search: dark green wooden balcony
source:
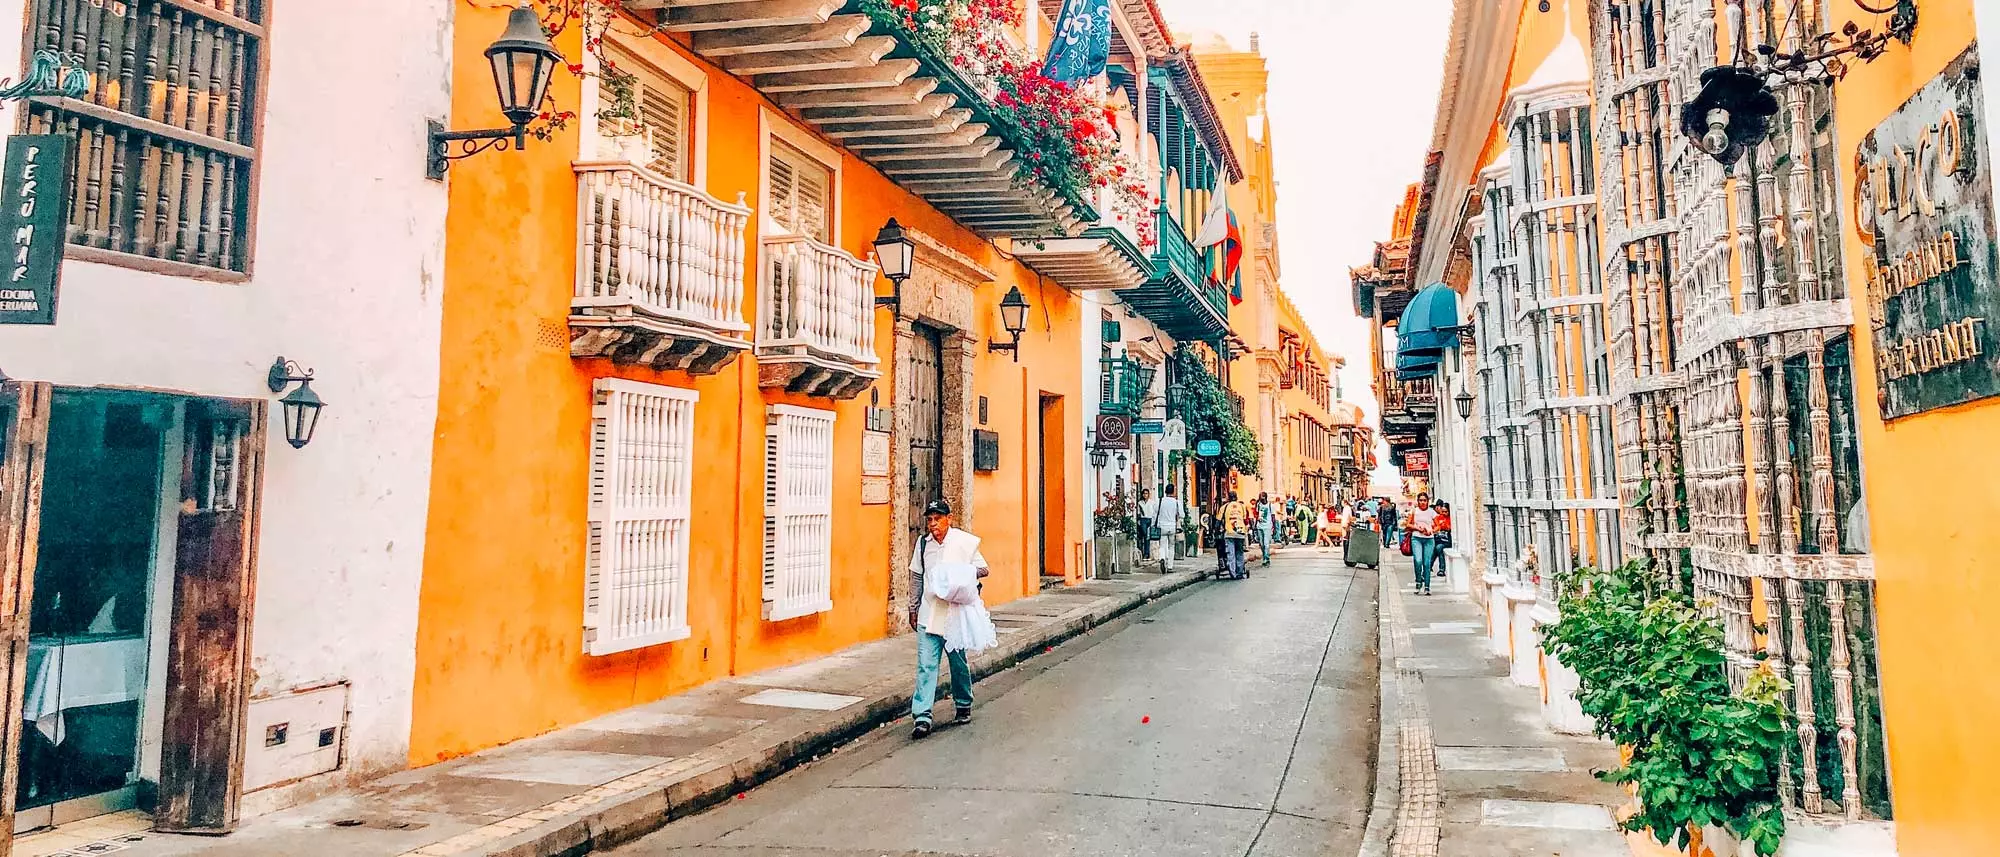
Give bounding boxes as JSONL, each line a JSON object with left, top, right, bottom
{"left": 1117, "top": 206, "right": 1231, "bottom": 342}
{"left": 1099, "top": 356, "right": 1154, "bottom": 416}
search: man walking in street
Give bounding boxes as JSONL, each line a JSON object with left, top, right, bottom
{"left": 1254, "top": 492, "right": 1275, "bottom": 566}
{"left": 908, "top": 500, "right": 988, "bottom": 738}
{"left": 1136, "top": 487, "right": 1156, "bottom": 561}
{"left": 1220, "top": 492, "right": 1251, "bottom": 579}
{"left": 1407, "top": 493, "right": 1439, "bottom": 596}
{"left": 1378, "top": 497, "right": 1400, "bottom": 549}
{"left": 1154, "top": 483, "right": 1183, "bottom": 571}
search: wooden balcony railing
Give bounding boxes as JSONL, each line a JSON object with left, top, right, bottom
{"left": 760, "top": 235, "right": 879, "bottom": 368}
{"left": 573, "top": 161, "right": 751, "bottom": 334}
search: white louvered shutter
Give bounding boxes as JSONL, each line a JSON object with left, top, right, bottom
{"left": 762, "top": 405, "right": 835, "bottom": 621}
{"left": 768, "top": 140, "right": 832, "bottom": 241}
{"left": 602, "top": 47, "right": 692, "bottom": 182}
{"left": 585, "top": 379, "right": 697, "bottom": 655}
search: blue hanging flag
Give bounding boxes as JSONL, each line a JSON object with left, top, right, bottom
{"left": 1042, "top": 0, "right": 1112, "bottom": 83}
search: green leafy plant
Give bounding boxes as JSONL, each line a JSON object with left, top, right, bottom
{"left": 1540, "top": 559, "right": 1792, "bottom": 856}
{"left": 1169, "top": 344, "right": 1260, "bottom": 475}
{"left": 1094, "top": 490, "right": 1136, "bottom": 538}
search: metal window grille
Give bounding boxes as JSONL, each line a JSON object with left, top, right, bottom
{"left": 585, "top": 378, "right": 697, "bottom": 655}
{"left": 762, "top": 404, "right": 834, "bottom": 621}
{"left": 24, "top": 0, "right": 264, "bottom": 273}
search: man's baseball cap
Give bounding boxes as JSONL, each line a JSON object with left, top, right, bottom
{"left": 924, "top": 499, "right": 953, "bottom": 517}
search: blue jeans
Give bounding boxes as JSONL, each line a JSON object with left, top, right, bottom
{"left": 1223, "top": 536, "right": 1248, "bottom": 577}
{"left": 1412, "top": 536, "right": 1438, "bottom": 591}
{"left": 912, "top": 630, "right": 972, "bottom": 721}
{"left": 1255, "top": 525, "right": 1272, "bottom": 563}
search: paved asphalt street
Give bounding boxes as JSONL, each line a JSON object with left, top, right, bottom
{"left": 609, "top": 548, "right": 1379, "bottom": 857}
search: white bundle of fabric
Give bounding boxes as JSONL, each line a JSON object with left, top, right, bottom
{"left": 927, "top": 560, "right": 999, "bottom": 653}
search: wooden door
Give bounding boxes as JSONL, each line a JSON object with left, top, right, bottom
{"left": 1037, "top": 394, "right": 1065, "bottom": 581}
{"left": 0, "top": 382, "right": 51, "bottom": 853}
{"left": 906, "top": 327, "right": 945, "bottom": 548}
{"left": 155, "top": 398, "right": 263, "bottom": 833}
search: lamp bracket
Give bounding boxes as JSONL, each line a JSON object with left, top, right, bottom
{"left": 987, "top": 334, "right": 1023, "bottom": 361}
{"left": 267, "top": 356, "right": 313, "bottom": 394}
{"left": 427, "top": 119, "right": 528, "bottom": 181}
{"left": 1738, "top": 0, "right": 1917, "bottom": 86}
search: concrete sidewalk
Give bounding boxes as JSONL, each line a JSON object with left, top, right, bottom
{"left": 28, "top": 568, "right": 1206, "bottom": 857}
{"left": 1360, "top": 552, "right": 1631, "bottom": 857}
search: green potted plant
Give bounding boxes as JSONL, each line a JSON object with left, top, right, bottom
{"left": 1092, "top": 490, "right": 1137, "bottom": 579}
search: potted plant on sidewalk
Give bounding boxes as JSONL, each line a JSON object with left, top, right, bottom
{"left": 1092, "top": 490, "right": 1137, "bottom": 579}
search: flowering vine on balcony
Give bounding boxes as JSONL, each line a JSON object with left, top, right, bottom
{"left": 860, "top": 0, "right": 1150, "bottom": 223}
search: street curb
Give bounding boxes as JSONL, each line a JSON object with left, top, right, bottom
{"left": 478, "top": 569, "right": 1211, "bottom": 857}
{"left": 1356, "top": 568, "right": 1400, "bottom": 857}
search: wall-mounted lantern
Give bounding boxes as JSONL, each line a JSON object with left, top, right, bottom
{"left": 426, "top": 3, "right": 561, "bottom": 180}
{"left": 987, "top": 285, "right": 1030, "bottom": 360}
{"left": 1681, "top": 0, "right": 1916, "bottom": 165}
{"left": 1089, "top": 444, "right": 1110, "bottom": 469}
{"left": 1455, "top": 389, "right": 1475, "bottom": 420}
{"left": 267, "top": 357, "right": 325, "bottom": 449}
{"left": 873, "top": 218, "right": 916, "bottom": 310}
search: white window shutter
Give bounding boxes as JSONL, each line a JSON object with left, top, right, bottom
{"left": 638, "top": 77, "right": 688, "bottom": 181}
{"left": 585, "top": 378, "right": 698, "bottom": 656}
{"left": 768, "top": 141, "right": 831, "bottom": 241}
{"left": 762, "top": 404, "right": 835, "bottom": 621}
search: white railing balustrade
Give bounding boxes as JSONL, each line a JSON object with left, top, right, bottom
{"left": 574, "top": 161, "right": 752, "bottom": 333}
{"left": 760, "top": 236, "right": 881, "bottom": 367}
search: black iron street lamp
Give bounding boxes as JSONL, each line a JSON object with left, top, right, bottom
{"left": 267, "top": 357, "right": 326, "bottom": 449}
{"left": 987, "top": 284, "right": 1030, "bottom": 360}
{"left": 873, "top": 218, "right": 916, "bottom": 310}
{"left": 1455, "top": 389, "right": 1475, "bottom": 420}
{"left": 1090, "top": 444, "right": 1110, "bottom": 469}
{"left": 427, "top": 3, "right": 561, "bottom": 180}
{"left": 1681, "top": 0, "right": 1917, "bottom": 165}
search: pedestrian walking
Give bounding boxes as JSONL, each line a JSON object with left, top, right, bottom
{"left": 1254, "top": 492, "right": 1275, "bottom": 566}
{"left": 1318, "top": 502, "right": 1342, "bottom": 547}
{"left": 1154, "top": 483, "right": 1183, "bottom": 571}
{"left": 1136, "top": 487, "right": 1156, "bottom": 561}
{"left": 907, "top": 500, "right": 989, "bottom": 737}
{"left": 1220, "top": 492, "right": 1251, "bottom": 579}
{"left": 1407, "top": 493, "right": 1439, "bottom": 596}
{"left": 1298, "top": 499, "right": 1317, "bottom": 546}
{"left": 1283, "top": 495, "right": 1299, "bottom": 544}
{"left": 1431, "top": 501, "right": 1453, "bottom": 588}
{"left": 1377, "top": 497, "right": 1400, "bottom": 548}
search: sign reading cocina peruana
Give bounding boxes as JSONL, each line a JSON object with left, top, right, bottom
{"left": 0, "top": 135, "right": 71, "bottom": 326}
{"left": 1855, "top": 46, "right": 2000, "bottom": 418}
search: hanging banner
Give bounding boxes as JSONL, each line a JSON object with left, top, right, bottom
{"left": 1855, "top": 44, "right": 2000, "bottom": 419}
{"left": 1402, "top": 450, "right": 1430, "bottom": 473}
{"left": 0, "top": 135, "right": 71, "bottom": 326}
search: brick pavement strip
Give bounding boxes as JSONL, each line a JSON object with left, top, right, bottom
{"left": 72, "top": 569, "right": 1207, "bottom": 857}
{"left": 1357, "top": 562, "right": 1442, "bottom": 857}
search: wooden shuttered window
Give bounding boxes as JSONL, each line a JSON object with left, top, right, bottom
{"left": 584, "top": 379, "right": 696, "bottom": 656}
{"left": 24, "top": 0, "right": 265, "bottom": 274}
{"left": 762, "top": 405, "right": 834, "bottom": 622}
{"left": 601, "top": 46, "right": 692, "bottom": 182}
{"left": 767, "top": 140, "right": 831, "bottom": 242}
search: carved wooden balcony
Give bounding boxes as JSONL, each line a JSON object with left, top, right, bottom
{"left": 569, "top": 162, "right": 754, "bottom": 374}
{"left": 757, "top": 235, "right": 880, "bottom": 398}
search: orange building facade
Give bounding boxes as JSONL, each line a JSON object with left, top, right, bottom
{"left": 409, "top": 2, "right": 1095, "bottom": 763}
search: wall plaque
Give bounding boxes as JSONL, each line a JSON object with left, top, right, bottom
{"left": 0, "top": 135, "right": 71, "bottom": 325}
{"left": 973, "top": 429, "right": 999, "bottom": 472}
{"left": 1856, "top": 44, "right": 2000, "bottom": 419}
{"left": 861, "top": 476, "right": 891, "bottom": 505}
{"left": 862, "top": 430, "right": 891, "bottom": 477}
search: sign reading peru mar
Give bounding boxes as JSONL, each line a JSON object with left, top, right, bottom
{"left": 1855, "top": 45, "right": 2000, "bottom": 419}
{"left": 0, "top": 135, "right": 70, "bottom": 325}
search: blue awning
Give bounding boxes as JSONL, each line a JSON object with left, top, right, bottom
{"left": 1395, "top": 349, "right": 1440, "bottom": 381}
{"left": 1396, "top": 283, "right": 1463, "bottom": 358}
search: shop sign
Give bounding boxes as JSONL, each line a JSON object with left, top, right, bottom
{"left": 861, "top": 431, "right": 891, "bottom": 477}
{"left": 1094, "top": 413, "right": 1130, "bottom": 450}
{"left": 1159, "top": 418, "right": 1187, "bottom": 451}
{"left": 1131, "top": 420, "right": 1165, "bottom": 435}
{"left": 0, "top": 135, "right": 71, "bottom": 326}
{"left": 1195, "top": 439, "right": 1221, "bottom": 457}
{"left": 1855, "top": 45, "right": 2000, "bottom": 419}
{"left": 1403, "top": 450, "right": 1430, "bottom": 473}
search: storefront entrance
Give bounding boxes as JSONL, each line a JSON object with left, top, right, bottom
{"left": 0, "top": 383, "right": 262, "bottom": 849}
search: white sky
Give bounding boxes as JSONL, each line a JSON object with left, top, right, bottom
{"left": 1155, "top": 0, "right": 1453, "bottom": 488}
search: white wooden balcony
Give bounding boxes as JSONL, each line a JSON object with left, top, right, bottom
{"left": 569, "top": 161, "right": 755, "bottom": 374}
{"left": 757, "top": 236, "right": 880, "bottom": 399}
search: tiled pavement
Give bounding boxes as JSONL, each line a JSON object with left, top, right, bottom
{"left": 1364, "top": 552, "right": 1632, "bottom": 857}
{"left": 29, "top": 568, "right": 1205, "bottom": 857}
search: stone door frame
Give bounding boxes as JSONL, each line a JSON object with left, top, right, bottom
{"left": 886, "top": 230, "right": 993, "bottom": 633}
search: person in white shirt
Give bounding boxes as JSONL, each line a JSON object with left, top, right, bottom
{"left": 1153, "top": 483, "right": 1184, "bottom": 570}
{"left": 908, "top": 499, "right": 988, "bottom": 737}
{"left": 1407, "top": 493, "right": 1440, "bottom": 596}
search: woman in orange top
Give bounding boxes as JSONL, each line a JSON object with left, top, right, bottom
{"left": 1431, "top": 502, "right": 1454, "bottom": 584}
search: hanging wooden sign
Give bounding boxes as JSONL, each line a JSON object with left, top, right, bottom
{"left": 1855, "top": 45, "right": 2000, "bottom": 419}
{"left": 0, "top": 135, "right": 71, "bottom": 326}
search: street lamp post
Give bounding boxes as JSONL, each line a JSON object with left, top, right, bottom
{"left": 426, "top": 3, "right": 561, "bottom": 179}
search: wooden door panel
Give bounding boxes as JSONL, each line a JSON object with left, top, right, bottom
{"left": 155, "top": 399, "right": 262, "bottom": 833}
{"left": 0, "top": 382, "right": 51, "bottom": 853}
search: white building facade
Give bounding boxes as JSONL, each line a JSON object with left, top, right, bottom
{"left": 0, "top": 0, "right": 451, "bottom": 841}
